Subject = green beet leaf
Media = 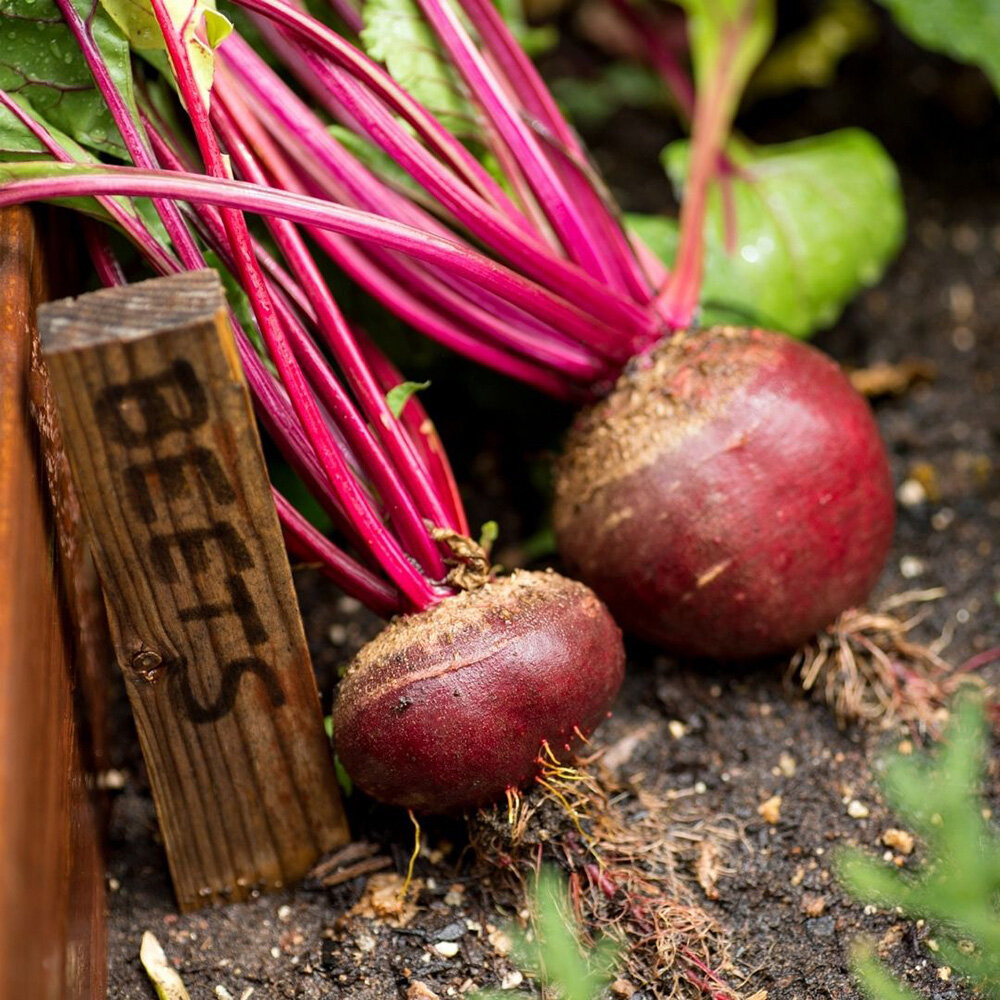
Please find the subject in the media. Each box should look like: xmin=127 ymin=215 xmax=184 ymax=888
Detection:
xmin=360 ymin=0 xmax=476 ymax=137
xmin=631 ymin=127 xmax=905 ymax=338
xmin=676 ymin=0 xmax=775 ymax=103
xmin=0 ymin=99 xmax=47 ymax=158
xmin=492 ymin=0 xmax=557 ymax=58
xmin=385 ymin=379 xmax=431 ymax=417
xmin=0 ymin=0 xmax=134 ymax=159
xmin=0 ymin=103 xmax=116 ymax=216
xmin=97 ymin=0 xmax=232 ymax=105
xmin=874 ymin=0 xmax=1000 ymax=94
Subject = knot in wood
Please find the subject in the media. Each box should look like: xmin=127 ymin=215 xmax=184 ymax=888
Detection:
xmin=130 ymin=649 xmax=165 ymax=682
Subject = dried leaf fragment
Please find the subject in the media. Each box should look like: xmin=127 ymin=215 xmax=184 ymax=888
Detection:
xmin=140 ymin=932 xmax=190 ymax=1000
xmin=696 ymin=840 xmax=721 ymax=900
xmin=348 ymin=872 xmax=420 ymax=927
xmin=848 ymin=359 xmax=935 ymax=397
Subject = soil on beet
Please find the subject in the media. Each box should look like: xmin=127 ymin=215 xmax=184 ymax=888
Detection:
xmin=105 ymin=10 xmax=998 ymax=1000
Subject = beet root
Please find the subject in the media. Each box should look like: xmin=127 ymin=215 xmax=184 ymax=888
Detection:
xmin=331 ymin=570 xmax=625 ymax=812
xmin=553 ymin=327 xmax=895 ymax=660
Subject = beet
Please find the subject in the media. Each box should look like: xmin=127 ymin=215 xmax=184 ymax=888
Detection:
xmin=331 ymin=570 xmax=625 ymax=812
xmin=553 ymin=327 xmax=895 ymax=660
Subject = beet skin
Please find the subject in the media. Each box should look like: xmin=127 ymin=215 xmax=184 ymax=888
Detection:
xmin=331 ymin=570 xmax=625 ymax=812
xmin=553 ymin=327 xmax=895 ymax=660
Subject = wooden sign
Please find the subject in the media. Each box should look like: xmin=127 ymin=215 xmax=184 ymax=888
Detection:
xmin=0 ymin=206 xmax=106 ymax=1000
xmin=39 ymin=270 xmax=350 ymax=911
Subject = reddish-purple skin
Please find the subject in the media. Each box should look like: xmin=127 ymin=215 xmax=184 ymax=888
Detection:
xmin=553 ymin=328 xmax=896 ymax=660
xmin=332 ymin=571 xmax=625 ymax=813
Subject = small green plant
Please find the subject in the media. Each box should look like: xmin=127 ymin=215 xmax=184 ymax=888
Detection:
xmin=476 ymin=867 xmax=618 ymax=1000
xmin=837 ymin=693 xmax=1000 ymax=999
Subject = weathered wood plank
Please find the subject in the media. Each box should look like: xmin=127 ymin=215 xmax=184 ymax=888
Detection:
xmin=39 ymin=270 xmax=350 ymax=911
xmin=0 ymin=206 xmax=106 ymax=1000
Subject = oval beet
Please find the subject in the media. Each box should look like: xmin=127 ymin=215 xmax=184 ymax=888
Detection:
xmin=331 ymin=570 xmax=625 ymax=812
xmin=553 ymin=327 xmax=895 ymax=660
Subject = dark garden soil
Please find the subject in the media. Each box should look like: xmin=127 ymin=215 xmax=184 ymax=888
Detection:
xmin=104 ymin=10 xmax=998 ymax=1000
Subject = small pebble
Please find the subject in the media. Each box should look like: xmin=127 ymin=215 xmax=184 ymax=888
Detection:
xmin=668 ymin=720 xmax=688 ymax=739
xmin=896 ymin=479 xmax=926 ymax=507
xmin=435 ymin=921 xmax=466 ymax=943
xmin=899 ymin=556 xmax=925 ymax=579
xmin=610 ymin=979 xmax=637 ymax=997
xmin=932 ymin=508 xmax=955 ymax=531
xmin=847 ymin=800 xmax=870 ymax=819
xmin=778 ymin=752 xmax=797 ymax=778
xmin=444 ymin=884 xmax=465 ymax=907
xmin=758 ymin=795 xmax=782 ymax=825
xmin=952 ymin=224 xmax=980 ymax=254
xmin=807 ymin=916 xmax=836 ymax=938
xmin=488 ymin=928 xmax=513 ymax=957
xmin=432 ymin=941 xmax=460 ymax=958
xmin=501 ymin=971 xmax=524 ymax=990
xmin=407 ymin=982 xmax=442 ymax=1000
xmin=949 ymin=282 xmax=975 ymax=321
xmin=96 ymin=769 xmax=128 ymax=790
xmin=952 ymin=326 xmax=976 ymax=352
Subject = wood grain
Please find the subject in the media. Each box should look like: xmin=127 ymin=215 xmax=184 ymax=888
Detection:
xmin=0 ymin=206 xmax=106 ymax=999
xmin=39 ymin=270 xmax=350 ymax=911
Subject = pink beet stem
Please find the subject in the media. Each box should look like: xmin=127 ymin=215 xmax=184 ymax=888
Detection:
xmin=0 ymin=164 xmax=648 ymax=367
xmin=218 ymin=11 xmax=655 ymax=344
xmin=145 ymin=0 xmax=443 ymax=609
xmin=53 ymin=0 xmax=208 ymax=274
xmin=210 ymin=68 xmax=610 ymax=384
xmin=455 ymin=0 xmax=655 ymax=302
xmin=0 ymin=91 xmax=178 ymax=276
xmin=357 ymin=334 xmax=470 ymax=537
xmin=414 ymin=0 xmax=621 ymax=286
xmin=212 ymin=93 xmax=457 ymax=560
xmin=606 ymin=0 xmax=696 ymax=122
xmin=275 ymin=492 xmax=404 ymax=617
xmin=655 ymin=12 xmax=750 ymax=329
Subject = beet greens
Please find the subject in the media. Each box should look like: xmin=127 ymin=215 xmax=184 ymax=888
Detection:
xmin=0 ymin=0 xmax=897 ymax=662
xmin=0 ymin=0 xmax=629 ymax=810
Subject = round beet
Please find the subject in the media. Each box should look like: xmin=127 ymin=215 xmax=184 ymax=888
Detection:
xmin=553 ymin=327 xmax=895 ymax=660
xmin=331 ymin=570 xmax=625 ymax=812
